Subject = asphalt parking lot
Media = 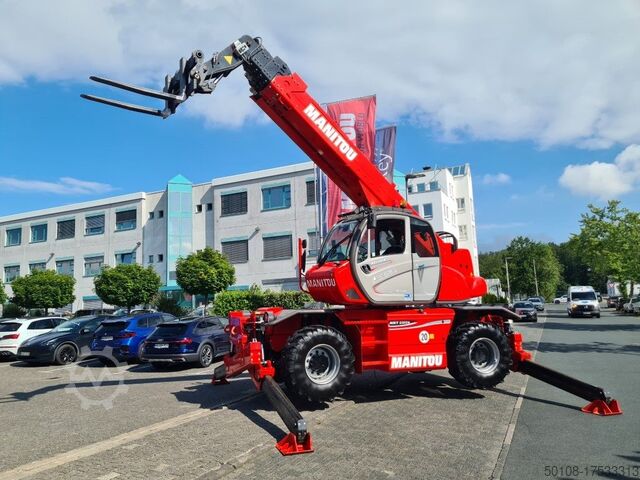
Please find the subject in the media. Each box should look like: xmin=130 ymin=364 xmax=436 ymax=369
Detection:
xmin=0 ymin=304 xmax=637 ymax=480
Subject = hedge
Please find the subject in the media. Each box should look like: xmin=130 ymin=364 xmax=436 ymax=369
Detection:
xmin=212 ymin=290 xmax=314 ymax=317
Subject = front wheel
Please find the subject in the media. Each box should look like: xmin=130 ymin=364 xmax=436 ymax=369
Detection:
xmin=282 ymin=325 xmax=354 ymax=403
xmin=447 ymin=322 xmax=512 ymax=389
xmin=54 ymin=344 xmax=78 ymax=365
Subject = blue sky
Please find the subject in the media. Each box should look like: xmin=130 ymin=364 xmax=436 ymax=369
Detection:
xmin=1 ymin=1 xmax=639 ymax=252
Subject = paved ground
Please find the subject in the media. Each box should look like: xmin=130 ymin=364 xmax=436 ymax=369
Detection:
xmin=0 ymin=305 xmax=636 ymax=479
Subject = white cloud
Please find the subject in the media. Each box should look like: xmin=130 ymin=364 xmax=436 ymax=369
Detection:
xmin=0 ymin=177 xmax=115 ymax=195
xmin=558 ymin=144 xmax=640 ymax=200
xmin=482 ymin=173 xmax=511 ymax=185
xmin=1 ymin=1 xmax=640 ymax=145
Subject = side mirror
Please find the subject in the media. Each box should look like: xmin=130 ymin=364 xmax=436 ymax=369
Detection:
xmin=80 ymin=328 xmax=91 ymax=335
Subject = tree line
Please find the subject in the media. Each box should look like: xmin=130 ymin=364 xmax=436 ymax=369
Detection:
xmin=479 ymin=201 xmax=640 ymax=299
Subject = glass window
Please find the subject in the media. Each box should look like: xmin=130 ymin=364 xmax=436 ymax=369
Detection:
xmin=308 ymin=231 xmax=320 ymax=257
xmin=31 ymin=224 xmax=47 ymax=243
xmin=148 ymin=255 xmax=154 ymax=264
xmin=458 ymin=225 xmax=468 ymax=241
xmin=56 ymin=259 xmax=74 ymax=276
xmin=57 ymin=219 xmax=75 ymax=240
xmin=222 ymin=240 xmax=249 ymax=264
xmin=263 ymin=235 xmax=293 ymax=260
xmin=416 ymin=183 xmax=426 ymax=193
xmin=29 ymin=262 xmax=46 ymax=273
xmin=428 ymin=181 xmax=439 ymax=191
xmin=411 ymin=219 xmax=437 ymax=258
xmin=221 ymin=192 xmax=248 ymax=216
xmin=262 ymin=185 xmax=291 ymax=210
xmin=196 ymin=204 xmax=203 ymax=213
xmin=84 ymin=256 xmax=104 ymax=276
xmin=148 ymin=211 xmax=154 ymax=220
xmin=158 ymin=210 xmax=164 ymax=218
xmin=319 ymin=221 xmax=358 ymax=263
xmin=29 ymin=319 xmax=54 ymax=330
xmin=206 ymin=203 xmax=213 ymax=211
xmin=5 ymin=227 xmax=21 ymax=246
xmin=4 ymin=265 xmax=20 ymax=283
xmin=306 ymin=180 xmax=317 ymax=205
xmin=158 ymin=254 xmax=164 ymax=262
xmin=423 ymin=203 xmax=433 ymax=219
xmin=115 ymin=210 xmax=136 ymax=231
xmin=456 ymin=198 xmax=466 ymax=211
xmin=115 ymin=252 xmax=136 ymax=265
xmin=85 ymin=215 xmax=105 ymax=235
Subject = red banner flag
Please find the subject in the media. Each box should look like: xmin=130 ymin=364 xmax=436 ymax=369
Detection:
xmin=323 ymin=95 xmax=376 ymax=228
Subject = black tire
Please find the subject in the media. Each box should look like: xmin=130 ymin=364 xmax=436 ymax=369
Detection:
xmin=282 ymin=325 xmax=355 ymax=403
xmin=446 ymin=322 xmax=512 ymax=389
xmin=54 ymin=344 xmax=78 ymax=365
xmin=197 ymin=344 xmax=214 ymax=368
xmin=596 ymin=313 xmax=601 ymax=318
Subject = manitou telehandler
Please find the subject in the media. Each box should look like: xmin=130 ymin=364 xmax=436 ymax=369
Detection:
xmin=83 ymin=34 xmax=621 ymax=455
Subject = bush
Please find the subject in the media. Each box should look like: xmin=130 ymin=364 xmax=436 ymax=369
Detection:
xmin=153 ymin=294 xmax=188 ymax=317
xmin=212 ymin=289 xmax=314 ymax=317
xmin=2 ymin=303 xmax=27 ymax=318
xmin=482 ymin=293 xmax=508 ymax=305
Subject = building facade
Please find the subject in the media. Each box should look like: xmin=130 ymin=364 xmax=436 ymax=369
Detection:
xmin=1 ymin=162 xmax=479 ymax=311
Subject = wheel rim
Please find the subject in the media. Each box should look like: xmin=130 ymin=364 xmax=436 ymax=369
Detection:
xmin=60 ymin=346 xmax=76 ymax=364
xmin=201 ymin=346 xmax=213 ymax=365
xmin=469 ymin=338 xmax=500 ymax=375
xmin=304 ymin=344 xmax=340 ymax=385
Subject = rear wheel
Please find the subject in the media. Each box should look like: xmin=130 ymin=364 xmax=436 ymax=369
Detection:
xmin=447 ymin=322 xmax=512 ymax=389
xmin=197 ymin=344 xmax=214 ymax=368
xmin=282 ymin=325 xmax=354 ymax=403
xmin=54 ymin=344 xmax=77 ymax=365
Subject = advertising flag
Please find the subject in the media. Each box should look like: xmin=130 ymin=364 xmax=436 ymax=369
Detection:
xmin=374 ymin=126 xmax=397 ymax=183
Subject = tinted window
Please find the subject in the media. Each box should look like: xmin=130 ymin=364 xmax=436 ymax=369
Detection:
xmin=29 ymin=319 xmax=54 ymax=329
xmin=411 ymin=219 xmax=437 ymax=258
xmin=514 ymin=302 xmax=533 ymax=309
xmin=137 ymin=318 xmax=150 ymax=328
xmin=150 ymin=323 xmax=189 ymax=337
xmin=571 ymin=291 xmax=597 ymax=301
xmin=162 ymin=314 xmax=176 ymax=323
xmin=52 ymin=321 xmax=82 ymax=333
xmin=96 ymin=322 xmax=128 ymax=335
xmin=0 ymin=323 xmax=20 ymax=332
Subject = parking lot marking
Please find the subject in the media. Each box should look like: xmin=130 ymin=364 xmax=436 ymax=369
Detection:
xmin=0 ymin=391 xmax=259 ymax=480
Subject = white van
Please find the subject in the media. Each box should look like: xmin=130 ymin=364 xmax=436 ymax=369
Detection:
xmin=567 ymin=286 xmax=601 ymax=318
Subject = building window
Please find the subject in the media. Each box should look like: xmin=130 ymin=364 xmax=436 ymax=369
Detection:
xmin=158 ymin=210 xmax=164 ymax=219
xmin=85 ymin=214 xmax=105 ymax=235
xmin=263 ymin=235 xmax=293 ymax=260
xmin=149 ymin=211 xmax=154 ymax=220
xmin=4 ymin=265 xmax=20 ymax=283
xmin=56 ymin=259 xmax=74 ymax=276
xmin=84 ymin=256 xmax=104 ymax=276
xmin=457 ymin=198 xmax=466 ymax=211
xmin=57 ymin=219 xmax=75 ymax=240
xmin=459 ymin=225 xmax=468 ymax=241
xmin=29 ymin=262 xmax=47 ymax=273
xmin=206 ymin=203 xmax=213 ymax=211
xmin=221 ymin=191 xmax=248 ymax=216
xmin=423 ymin=203 xmax=433 ymax=219
xmin=222 ymin=240 xmax=249 ymax=264
xmin=196 ymin=204 xmax=203 ymax=213
xmin=115 ymin=210 xmax=136 ymax=231
xmin=444 ymin=205 xmax=449 ymax=221
xmin=148 ymin=255 xmax=154 ymax=264
xmin=115 ymin=252 xmax=136 ymax=265
xmin=31 ymin=224 xmax=47 ymax=243
xmin=158 ymin=254 xmax=164 ymax=262
xmin=306 ymin=180 xmax=317 ymax=205
xmin=5 ymin=228 xmax=21 ymax=246
xmin=262 ymin=185 xmax=291 ymax=211
xmin=308 ymin=231 xmax=320 ymax=257
xmin=416 ymin=183 xmax=426 ymax=193
xmin=428 ymin=181 xmax=439 ymax=192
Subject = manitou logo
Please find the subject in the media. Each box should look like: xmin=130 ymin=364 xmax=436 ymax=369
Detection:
xmin=303 ymin=104 xmax=358 ymax=161
xmin=390 ymin=354 xmax=443 ymax=370
xmin=307 ymin=277 xmax=337 ymax=288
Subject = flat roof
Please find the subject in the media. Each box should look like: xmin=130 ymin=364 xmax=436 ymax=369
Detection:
xmin=211 ymin=162 xmax=314 ymax=186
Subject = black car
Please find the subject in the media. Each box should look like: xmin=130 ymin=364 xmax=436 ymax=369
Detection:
xmin=16 ymin=315 xmax=112 ymax=364
xmin=141 ymin=316 xmax=231 ymax=369
xmin=607 ymin=296 xmax=620 ymax=308
xmin=512 ymin=302 xmax=538 ymax=322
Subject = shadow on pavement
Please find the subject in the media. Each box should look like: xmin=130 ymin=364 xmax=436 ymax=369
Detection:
xmin=527 ymin=341 xmax=640 ymax=355
xmin=528 ymin=321 xmax=640 ymax=332
xmin=492 ymin=386 xmax=582 ymax=412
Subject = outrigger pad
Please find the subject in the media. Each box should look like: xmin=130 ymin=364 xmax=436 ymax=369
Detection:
xmin=276 ymin=432 xmax=314 ymax=456
xmin=581 ymin=399 xmax=622 ymax=416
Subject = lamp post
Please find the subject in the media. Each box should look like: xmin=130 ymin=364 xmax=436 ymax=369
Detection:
xmin=504 ymin=256 xmax=512 ymax=303
xmin=404 ymin=166 xmax=432 ymax=205
xmin=533 ymin=258 xmax=540 ymax=297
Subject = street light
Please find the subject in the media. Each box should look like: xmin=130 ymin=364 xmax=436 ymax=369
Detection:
xmin=404 ymin=166 xmax=433 ymax=201
xmin=504 ymin=256 xmax=512 ymax=303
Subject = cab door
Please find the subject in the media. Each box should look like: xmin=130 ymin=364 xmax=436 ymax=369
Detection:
xmin=410 ymin=218 xmax=440 ymax=302
xmin=354 ymin=215 xmax=414 ymax=303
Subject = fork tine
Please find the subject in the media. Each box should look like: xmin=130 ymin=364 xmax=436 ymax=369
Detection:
xmin=89 ymin=76 xmax=185 ymax=103
xmin=80 ymin=94 xmax=169 ymax=118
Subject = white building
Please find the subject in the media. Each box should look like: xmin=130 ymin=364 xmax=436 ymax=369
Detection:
xmin=1 ymin=161 xmax=478 ymax=311
xmin=406 ymin=164 xmax=479 ymax=273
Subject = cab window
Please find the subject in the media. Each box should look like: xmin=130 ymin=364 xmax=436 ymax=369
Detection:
xmin=411 ymin=219 xmax=437 ymax=257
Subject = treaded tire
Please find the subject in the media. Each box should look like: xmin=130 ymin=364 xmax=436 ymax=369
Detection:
xmin=197 ymin=344 xmax=214 ymax=368
xmin=282 ymin=325 xmax=354 ymax=403
xmin=54 ymin=344 xmax=78 ymax=365
xmin=446 ymin=322 xmax=512 ymax=389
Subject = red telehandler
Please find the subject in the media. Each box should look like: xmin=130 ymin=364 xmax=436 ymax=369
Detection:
xmin=83 ymin=34 xmax=621 ymax=455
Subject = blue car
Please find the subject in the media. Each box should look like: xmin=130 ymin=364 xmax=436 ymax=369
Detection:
xmin=141 ymin=316 xmax=231 ymax=369
xmin=91 ymin=312 xmax=177 ymax=364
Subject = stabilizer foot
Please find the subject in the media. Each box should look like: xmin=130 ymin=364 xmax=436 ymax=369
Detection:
xmin=212 ymin=377 xmax=229 ymax=385
xmin=276 ymin=432 xmax=314 ymax=456
xmin=581 ymin=399 xmax=622 ymax=416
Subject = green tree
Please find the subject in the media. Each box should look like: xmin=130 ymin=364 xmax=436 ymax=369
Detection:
xmin=94 ymin=264 xmax=162 ymax=313
xmin=11 ymin=270 xmax=75 ymax=313
xmin=504 ymin=237 xmax=561 ymax=300
xmin=479 ymin=251 xmax=507 ymax=283
xmin=176 ymin=247 xmax=236 ymax=309
xmin=0 ymin=284 xmax=7 ymax=305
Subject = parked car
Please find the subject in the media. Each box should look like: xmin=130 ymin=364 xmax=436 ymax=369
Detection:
xmin=526 ymin=297 xmax=545 ymax=311
xmin=553 ymin=295 xmax=568 ymax=304
xmin=616 ymin=297 xmax=629 ymax=311
xmin=16 ymin=315 xmax=112 ymax=365
xmin=141 ymin=316 xmax=231 ymax=369
xmin=622 ymin=297 xmax=639 ymax=314
xmin=512 ymin=302 xmax=538 ymax=322
xmin=0 ymin=317 xmax=65 ymax=358
xmin=606 ymin=295 xmax=620 ymax=308
xmin=91 ymin=312 xmax=177 ymax=364
xmin=72 ymin=308 xmax=117 ymax=318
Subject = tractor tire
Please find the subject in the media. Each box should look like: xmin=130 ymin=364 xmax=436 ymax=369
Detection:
xmin=446 ymin=322 xmax=512 ymax=389
xmin=282 ymin=325 xmax=355 ymax=403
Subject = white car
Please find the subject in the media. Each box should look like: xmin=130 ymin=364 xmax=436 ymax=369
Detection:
xmin=0 ymin=317 xmax=64 ymax=358
xmin=623 ymin=297 xmax=639 ymax=314
xmin=553 ymin=295 xmax=568 ymax=304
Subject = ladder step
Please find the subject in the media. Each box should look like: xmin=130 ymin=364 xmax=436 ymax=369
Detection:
xmin=361 ymin=360 xmax=389 ymax=367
